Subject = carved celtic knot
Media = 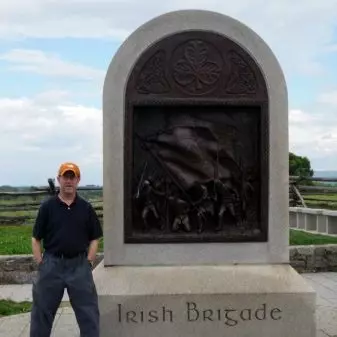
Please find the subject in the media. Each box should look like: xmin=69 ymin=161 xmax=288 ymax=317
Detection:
xmin=136 ymin=50 xmax=170 ymax=94
xmin=225 ymin=51 xmax=257 ymax=94
xmin=172 ymin=40 xmax=222 ymax=95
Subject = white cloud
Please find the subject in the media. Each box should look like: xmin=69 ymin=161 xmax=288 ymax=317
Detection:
xmin=0 ymin=49 xmax=105 ymax=81
xmin=1 ymin=1 xmax=337 ymax=180
xmin=34 ymin=90 xmax=70 ymax=105
xmin=289 ymin=104 xmax=337 ymax=170
xmin=0 ymin=0 xmax=337 ymax=79
xmin=300 ymin=90 xmax=337 ymax=170
xmin=0 ymin=91 xmax=102 ymax=185
xmin=2 ymin=90 xmax=337 ymax=185
xmin=289 ymin=109 xmax=316 ymax=124
xmin=317 ymin=91 xmax=337 ymax=105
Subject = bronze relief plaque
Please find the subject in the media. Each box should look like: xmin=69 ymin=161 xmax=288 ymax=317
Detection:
xmin=124 ymin=31 xmax=268 ymax=243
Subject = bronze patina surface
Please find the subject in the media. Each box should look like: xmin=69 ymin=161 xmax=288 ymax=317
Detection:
xmin=124 ymin=31 xmax=268 ymax=243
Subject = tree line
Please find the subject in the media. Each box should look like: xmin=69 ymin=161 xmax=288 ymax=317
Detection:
xmin=289 ymin=152 xmax=314 ymax=178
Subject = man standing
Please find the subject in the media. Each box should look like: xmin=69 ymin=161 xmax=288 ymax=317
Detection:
xmin=30 ymin=162 xmax=103 ymax=337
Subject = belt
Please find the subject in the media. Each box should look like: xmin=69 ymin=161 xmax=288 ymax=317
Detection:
xmin=48 ymin=251 xmax=87 ymax=259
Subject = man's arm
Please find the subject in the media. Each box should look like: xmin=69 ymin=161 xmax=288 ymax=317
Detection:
xmin=87 ymin=239 xmax=99 ymax=263
xmin=32 ymin=238 xmax=43 ymax=264
xmin=32 ymin=201 xmax=47 ymax=264
xmin=87 ymin=204 xmax=103 ymax=264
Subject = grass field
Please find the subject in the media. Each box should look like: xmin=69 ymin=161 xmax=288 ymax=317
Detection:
xmin=0 ymin=225 xmax=336 ymax=255
xmin=0 ymin=226 xmax=33 ymax=254
xmin=302 ymin=193 xmax=337 ymax=210
xmin=290 ymin=229 xmax=337 ymax=245
xmin=304 ymin=194 xmax=337 ymax=201
xmin=0 ymin=194 xmax=103 ymax=225
xmin=0 ymin=300 xmax=32 ymax=317
xmin=0 ymin=192 xmax=103 ymax=254
xmin=1 ymin=191 xmax=337 ymax=255
xmin=0 ymin=225 xmax=104 ymax=255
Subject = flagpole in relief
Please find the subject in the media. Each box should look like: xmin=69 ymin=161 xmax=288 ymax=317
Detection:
xmin=134 ymin=133 xmax=196 ymax=208
xmin=136 ymin=161 xmax=147 ymax=198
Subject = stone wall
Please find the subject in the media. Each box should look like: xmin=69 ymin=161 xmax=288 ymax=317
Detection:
xmin=1 ymin=247 xmax=337 ymax=284
xmin=0 ymin=253 xmax=104 ymax=284
xmin=0 ymin=255 xmax=37 ymax=284
xmin=290 ymin=244 xmax=337 ymax=273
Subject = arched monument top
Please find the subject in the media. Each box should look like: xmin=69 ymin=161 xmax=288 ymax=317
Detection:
xmin=103 ymin=9 xmax=287 ymax=103
xmin=125 ymin=30 xmax=268 ymax=102
xmin=103 ymin=10 xmax=289 ymax=266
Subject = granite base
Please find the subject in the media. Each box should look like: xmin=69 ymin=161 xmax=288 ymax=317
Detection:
xmin=93 ymin=262 xmax=316 ymax=337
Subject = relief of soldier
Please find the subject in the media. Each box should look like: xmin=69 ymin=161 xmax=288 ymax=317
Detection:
xmin=134 ymin=173 xmax=250 ymax=234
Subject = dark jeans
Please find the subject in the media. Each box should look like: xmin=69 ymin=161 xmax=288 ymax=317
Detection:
xmin=30 ymin=252 xmax=99 ymax=337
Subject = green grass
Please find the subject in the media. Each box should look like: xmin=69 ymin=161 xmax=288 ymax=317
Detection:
xmin=0 ymin=225 xmax=104 ymax=255
xmin=0 ymin=196 xmax=45 ymax=206
xmin=302 ymin=193 xmax=337 ymax=210
xmin=0 ymin=225 xmax=336 ymax=255
xmin=289 ymin=229 xmax=337 ymax=245
xmin=0 ymin=194 xmax=104 ymax=254
xmin=0 ymin=210 xmax=37 ymax=217
xmin=0 ymin=300 xmax=32 ymax=317
xmin=304 ymin=201 xmax=337 ymax=210
xmin=0 ymin=226 xmax=33 ymax=254
xmin=304 ymin=194 xmax=337 ymax=201
xmin=0 ymin=197 xmax=101 ymax=226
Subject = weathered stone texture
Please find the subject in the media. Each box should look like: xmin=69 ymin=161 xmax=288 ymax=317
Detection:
xmin=0 ymin=254 xmax=104 ymax=284
xmin=290 ymin=245 xmax=337 ymax=273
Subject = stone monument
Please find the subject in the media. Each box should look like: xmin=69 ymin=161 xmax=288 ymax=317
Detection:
xmin=94 ymin=9 xmax=316 ymax=336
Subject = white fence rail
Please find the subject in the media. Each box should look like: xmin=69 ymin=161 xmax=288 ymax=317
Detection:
xmin=289 ymin=207 xmax=337 ymax=235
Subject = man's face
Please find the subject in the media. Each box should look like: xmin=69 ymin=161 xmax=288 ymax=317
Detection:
xmin=57 ymin=171 xmax=80 ymax=194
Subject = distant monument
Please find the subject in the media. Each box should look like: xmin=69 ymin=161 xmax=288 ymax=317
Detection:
xmin=94 ymin=10 xmax=316 ymax=337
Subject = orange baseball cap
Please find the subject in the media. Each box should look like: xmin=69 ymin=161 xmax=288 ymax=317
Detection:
xmin=58 ymin=162 xmax=81 ymax=178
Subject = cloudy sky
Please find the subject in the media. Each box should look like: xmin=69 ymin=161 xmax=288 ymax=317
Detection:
xmin=1 ymin=1 xmax=337 ymax=186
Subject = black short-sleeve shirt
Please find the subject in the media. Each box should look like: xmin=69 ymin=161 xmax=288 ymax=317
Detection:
xmin=32 ymin=194 xmax=103 ymax=256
